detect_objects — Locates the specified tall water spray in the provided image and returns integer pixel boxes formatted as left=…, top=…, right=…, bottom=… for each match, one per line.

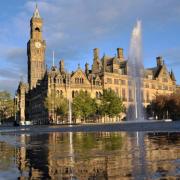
left=67, top=74, right=72, bottom=125
left=128, top=20, right=144, bottom=120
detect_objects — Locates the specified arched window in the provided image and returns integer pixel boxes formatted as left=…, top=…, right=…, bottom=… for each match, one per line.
left=96, top=92, right=98, bottom=98
left=75, top=78, right=78, bottom=84
left=60, top=90, right=63, bottom=95
left=122, top=88, right=126, bottom=101
left=146, top=91, right=150, bottom=102
left=72, top=91, right=74, bottom=98
left=35, top=27, right=40, bottom=32
left=57, top=90, right=60, bottom=96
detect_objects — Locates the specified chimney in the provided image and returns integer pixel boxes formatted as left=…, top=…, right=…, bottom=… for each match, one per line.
left=85, top=63, right=89, bottom=75
left=156, top=56, right=164, bottom=67
left=59, top=60, right=64, bottom=73
left=93, top=48, right=99, bottom=59
left=117, top=48, right=124, bottom=60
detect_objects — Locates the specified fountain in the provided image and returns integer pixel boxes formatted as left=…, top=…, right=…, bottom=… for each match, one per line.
left=67, top=73, right=72, bottom=125
left=68, top=97, right=72, bottom=125
left=127, top=21, right=148, bottom=179
left=128, top=20, right=144, bottom=121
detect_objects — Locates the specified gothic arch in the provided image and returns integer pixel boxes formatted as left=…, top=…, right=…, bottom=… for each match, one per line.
left=35, top=27, right=40, bottom=32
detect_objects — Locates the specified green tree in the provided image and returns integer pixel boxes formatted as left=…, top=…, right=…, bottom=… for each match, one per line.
left=99, top=89, right=124, bottom=117
left=44, top=92, right=68, bottom=121
left=0, top=91, right=14, bottom=122
left=72, top=90, right=97, bottom=121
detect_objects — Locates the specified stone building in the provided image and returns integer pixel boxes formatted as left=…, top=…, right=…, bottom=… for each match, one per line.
left=16, top=6, right=177, bottom=125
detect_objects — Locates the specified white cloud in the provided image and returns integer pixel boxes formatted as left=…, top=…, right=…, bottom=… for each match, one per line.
left=1, top=0, right=180, bottom=93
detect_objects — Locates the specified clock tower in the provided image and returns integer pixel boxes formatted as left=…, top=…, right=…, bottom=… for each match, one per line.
left=27, top=5, right=46, bottom=89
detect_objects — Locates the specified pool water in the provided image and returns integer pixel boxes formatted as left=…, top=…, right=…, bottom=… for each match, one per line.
left=0, top=132, right=179, bottom=180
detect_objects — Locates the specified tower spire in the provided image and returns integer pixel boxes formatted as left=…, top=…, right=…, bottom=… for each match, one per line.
left=53, top=51, right=55, bottom=67
left=33, top=3, right=41, bottom=18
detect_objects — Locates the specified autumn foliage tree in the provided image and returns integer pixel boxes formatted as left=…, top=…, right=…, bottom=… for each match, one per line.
left=0, top=91, right=14, bottom=122
left=147, top=92, right=180, bottom=120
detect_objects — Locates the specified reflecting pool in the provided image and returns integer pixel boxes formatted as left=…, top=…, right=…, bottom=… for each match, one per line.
left=0, top=132, right=179, bottom=179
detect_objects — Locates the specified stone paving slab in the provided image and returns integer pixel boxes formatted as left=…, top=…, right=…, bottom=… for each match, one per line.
left=0, top=121, right=180, bottom=134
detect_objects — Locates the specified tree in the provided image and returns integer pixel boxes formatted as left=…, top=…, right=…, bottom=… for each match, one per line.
left=72, top=90, right=97, bottom=121
left=99, top=89, right=124, bottom=117
left=0, top=91, right=14, bottom=122
left=44, top=92, right=68, bottom=122
left=148, top=92, right=180, bottom=120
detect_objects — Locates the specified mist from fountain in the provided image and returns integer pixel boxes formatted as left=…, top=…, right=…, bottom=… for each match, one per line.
left=128, top=20, right=144, bottom=121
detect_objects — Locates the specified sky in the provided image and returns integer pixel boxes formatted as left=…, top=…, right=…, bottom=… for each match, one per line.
left=0, top=0, right=180, bottom=95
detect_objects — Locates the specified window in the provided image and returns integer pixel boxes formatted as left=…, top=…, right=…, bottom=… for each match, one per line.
left=122, top=89, right=126, bottom=101
left=121, top=80, right=126, bottom=85
left=107, top=78, right=112, bottom=84
left=152, top=84, right=155, bottom=89
left=35, top=27, right=40, bottom=32
left=158, top=85, right=162, bottom=90
left=115, top=88, right=119, bottom=95
left=162, top=78, right=168, bottom=82
left=128, top=89, right=133, bottom=102
left=75, top=78, right=78, bottom=84
left=72, top=91, right=75, bottom=98
left=96, top=92, right=99, bottom=99
left=60, top=90, right=63, bottom=95
left=96, top=81, right=101, bottom=86
left=75, top=78, right=84, bottom=84
left=57, top=90, right=60, bottom=96
left=148, top=75, right=153, bottom=80
left=141, top=91, right=144, bottom=102
left=162, top=85, right=168, bottom=90
left=145, top=83, right=149, bottom=88
left=146, top=91, right=150, bottom=103
left=114, top=79, right=119, bottom=85
left=128, top=80, right=132, bottom=86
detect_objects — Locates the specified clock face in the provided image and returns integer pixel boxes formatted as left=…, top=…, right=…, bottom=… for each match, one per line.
left=35, top=42, right=41, bottom=48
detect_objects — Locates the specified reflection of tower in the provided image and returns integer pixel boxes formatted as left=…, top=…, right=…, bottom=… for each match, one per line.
left=27, top=5, right=46, bottom=89
left=26, top=134, right=50, bottom=179
left=17, top=134, right=28, bottom=179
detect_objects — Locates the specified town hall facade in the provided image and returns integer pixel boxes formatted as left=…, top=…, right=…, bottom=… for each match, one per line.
left=15, top=6, right=177, bottom=125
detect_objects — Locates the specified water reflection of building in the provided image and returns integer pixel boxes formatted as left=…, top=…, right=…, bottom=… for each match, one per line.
left=16, top=134, right=50, bottom=179
left=44, top=132, right=133, bottom=180
left=13, top=132, right=180, bottom=179
left=146, top=133, right=180, bottom=178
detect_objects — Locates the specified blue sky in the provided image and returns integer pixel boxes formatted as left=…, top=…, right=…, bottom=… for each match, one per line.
left=0, top=0, right=180, bottom=94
